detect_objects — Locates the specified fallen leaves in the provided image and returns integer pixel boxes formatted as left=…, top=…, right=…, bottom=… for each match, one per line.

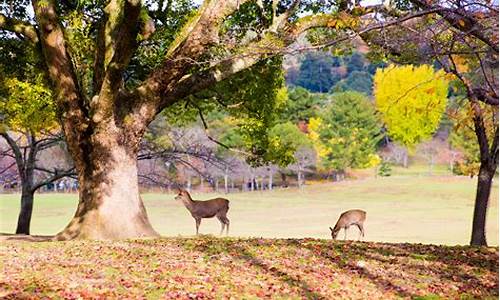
left=0, top=237, right=497, bottom=299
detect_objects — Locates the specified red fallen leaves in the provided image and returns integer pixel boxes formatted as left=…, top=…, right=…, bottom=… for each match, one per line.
left=0, top=238, right=498, bottom=299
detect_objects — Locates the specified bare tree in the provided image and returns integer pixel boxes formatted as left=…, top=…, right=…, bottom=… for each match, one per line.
left=0, top=130, right=75, bottom=234
left=288, top=147, right=316, bottom=189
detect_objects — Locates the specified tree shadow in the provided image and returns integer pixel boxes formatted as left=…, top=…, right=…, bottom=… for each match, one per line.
left=128, top=237, right=497, bottom=298
left=304, top=240, right=498, bottom=297
left=300, top=241, right=417, bottom=298
left=172, top=237, right=327, bottom=299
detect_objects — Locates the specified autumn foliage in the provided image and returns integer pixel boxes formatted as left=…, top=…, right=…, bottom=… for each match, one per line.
left=374, top=65, right=449, bottom=149
left=1, top=237, right=497, bottom=299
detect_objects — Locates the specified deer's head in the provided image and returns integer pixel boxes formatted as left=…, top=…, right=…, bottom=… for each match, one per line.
left=175, top=189, right=191, bottom=202
left=329, top=226, right=340, bottom=240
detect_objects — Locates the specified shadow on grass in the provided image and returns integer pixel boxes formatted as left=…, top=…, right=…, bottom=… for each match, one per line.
left=186, top=237, right=497, bottom=298
left=180, top=237, right=327, bottom=299
left=302, top=240, right=498, bottom=298
left=299, top=241, right=417, bottom=298
left=235, top=244, right=326, bottom=299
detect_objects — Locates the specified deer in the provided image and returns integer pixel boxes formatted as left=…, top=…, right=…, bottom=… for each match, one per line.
left=175, top=189, right=230, bottom=235
left=329, top=209, right=366, bottom=241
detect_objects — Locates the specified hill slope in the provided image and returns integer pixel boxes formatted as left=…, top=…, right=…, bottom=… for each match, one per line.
left=1, top=237, right=498, bottom=299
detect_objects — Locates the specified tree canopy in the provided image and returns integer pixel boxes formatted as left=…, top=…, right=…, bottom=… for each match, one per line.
left=374, top=64, right=449, bottom=149
left=309, top=91, right=382, bottom=172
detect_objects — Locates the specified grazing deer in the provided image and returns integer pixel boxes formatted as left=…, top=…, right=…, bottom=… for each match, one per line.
left=329, top=209, right=366, bottom=240
left=175, top=189, right=230, bottom=235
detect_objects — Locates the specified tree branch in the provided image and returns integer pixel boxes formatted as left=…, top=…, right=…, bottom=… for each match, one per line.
left=92, top=0, right=144, bottom=123
left=31, top=167, right=77, bottom=192
left=0, top=132, right=25, bottom=179
left=0, top=13, right=39, bottom=43
left=32, top=0, right=89, bottom=171
left=126, top=0, right=256, bottom=131
left=0, top=162, right=16, bottom=176
left=409, top=0, right=498, bottom=52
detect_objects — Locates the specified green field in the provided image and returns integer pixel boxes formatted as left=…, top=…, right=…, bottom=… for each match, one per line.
left=0, top=175, right=498, bottom=245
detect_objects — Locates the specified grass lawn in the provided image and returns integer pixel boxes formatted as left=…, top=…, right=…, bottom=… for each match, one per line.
left=0, top=175, right=498, bottom=246
left=0, top=237, right=498, bottom=299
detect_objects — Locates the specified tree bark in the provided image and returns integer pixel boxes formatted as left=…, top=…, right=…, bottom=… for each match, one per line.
left=469, top=102, right=498, bottom=246
left=54, top=129, right=158, bottom=240
left=224, top=169, right=229, bottom=194
left=15, top=189, right=35, bottom=235
left=470, top=164, right=495, bottom=246
left=268, top=168, right=273, bottom=191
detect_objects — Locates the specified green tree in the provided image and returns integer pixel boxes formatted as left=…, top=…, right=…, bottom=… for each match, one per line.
left=269, top=122, right=311, bottom=163
left=269, top=122, right=314, bottom=188
left=374, top=64, right=449, bottom=149
left=331, top=70, right=373, bottom=95
left=309, top=92, right=382, bottom=174
left=295, top=52, right=339, bottom=93
left=346, top=52, right=366, bottom=73
left=280, top=87, right=326, bottom=123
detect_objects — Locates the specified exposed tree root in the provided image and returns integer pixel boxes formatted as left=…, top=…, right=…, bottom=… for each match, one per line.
left=0, top=233, right=55, bottom=242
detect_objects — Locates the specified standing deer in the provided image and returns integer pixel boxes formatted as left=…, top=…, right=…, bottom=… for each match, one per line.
left=329, top=209, right=366, bottom=240
left=175, top=189, right=230, bottom=235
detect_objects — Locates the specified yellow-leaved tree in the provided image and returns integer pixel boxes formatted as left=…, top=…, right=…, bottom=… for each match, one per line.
left=374, top=64, right=449, bottom=151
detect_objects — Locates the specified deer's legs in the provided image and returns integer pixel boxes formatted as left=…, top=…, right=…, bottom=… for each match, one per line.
left=225, top=218, right=230, bottom=235
left=217, top=215, right=230, bottom=236
left=356, top=224, right=365, bottom=240
left=195, top=218, right=201, bottom=235
left=344, top=227, right=348, bottom=240
left=217, top=216, right=225, bottom=235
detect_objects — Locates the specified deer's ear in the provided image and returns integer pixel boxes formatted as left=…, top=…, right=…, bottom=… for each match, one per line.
left=329, top=227, right=333, bottom=232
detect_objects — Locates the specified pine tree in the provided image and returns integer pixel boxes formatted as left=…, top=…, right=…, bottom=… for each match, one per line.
left=295, top=52, right=338, bottom=92
left=309, top=92, right=382, bottom=172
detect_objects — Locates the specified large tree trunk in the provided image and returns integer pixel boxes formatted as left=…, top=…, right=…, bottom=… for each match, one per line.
left=470, top=164, right=495, bottom=246
left=15, top=188, right=35, bottom=235
left=55, top=129, right=158, bottom=240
